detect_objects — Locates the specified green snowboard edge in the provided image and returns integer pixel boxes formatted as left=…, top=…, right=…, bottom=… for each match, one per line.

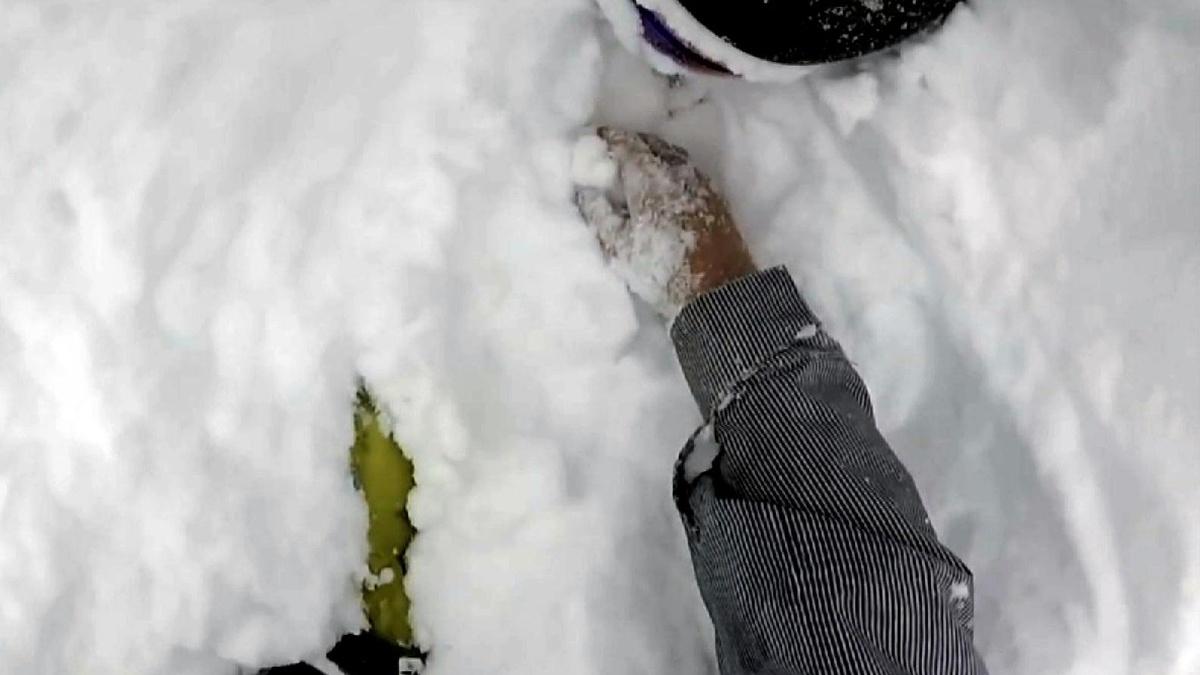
left=350, top=386, right=416, bottom=647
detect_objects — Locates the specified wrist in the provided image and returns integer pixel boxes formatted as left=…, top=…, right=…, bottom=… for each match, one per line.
left=684, top=217, right=757, bottom=301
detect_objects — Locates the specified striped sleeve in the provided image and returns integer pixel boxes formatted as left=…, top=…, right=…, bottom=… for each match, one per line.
left=670, top=267, right=988, bottom=675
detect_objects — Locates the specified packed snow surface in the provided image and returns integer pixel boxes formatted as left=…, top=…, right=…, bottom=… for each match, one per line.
left=1, top=0, right=1198, bottom=674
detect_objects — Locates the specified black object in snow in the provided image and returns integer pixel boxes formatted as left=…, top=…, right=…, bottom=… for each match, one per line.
left=652, top=0, right=963, bottom=66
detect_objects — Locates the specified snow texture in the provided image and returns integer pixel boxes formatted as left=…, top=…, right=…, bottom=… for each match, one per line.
left=0, top=0, right=1198, bottom=674
left=572, top=132, right=703, bottom=319
left=683, top=422, right=718, bottom=483
left=570, top=134, right=618, bottom=190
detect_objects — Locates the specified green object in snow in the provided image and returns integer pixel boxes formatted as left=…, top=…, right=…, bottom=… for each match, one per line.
left=350, top=387, right=416, bottom=646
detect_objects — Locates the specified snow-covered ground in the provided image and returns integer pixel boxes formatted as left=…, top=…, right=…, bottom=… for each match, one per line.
left=1, top=0, right=1198, bottom=673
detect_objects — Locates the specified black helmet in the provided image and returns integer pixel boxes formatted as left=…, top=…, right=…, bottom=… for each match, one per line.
left=631, top=0, right=962, bottom=77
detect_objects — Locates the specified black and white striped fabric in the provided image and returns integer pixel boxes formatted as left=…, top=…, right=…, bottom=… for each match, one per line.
left=670, top=267, right=988, bottom=675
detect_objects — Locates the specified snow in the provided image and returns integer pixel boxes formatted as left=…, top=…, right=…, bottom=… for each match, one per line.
left=682, top=422, right=718, bottom=483
left=570, top=134, right=618, bottom=190
left=0, top=0, right=1197, bottom=674
left=572, top=131, right=704, bottom=319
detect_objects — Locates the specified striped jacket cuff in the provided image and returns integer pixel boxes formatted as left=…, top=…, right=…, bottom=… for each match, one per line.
left=670, top=267, right=820, bottom=413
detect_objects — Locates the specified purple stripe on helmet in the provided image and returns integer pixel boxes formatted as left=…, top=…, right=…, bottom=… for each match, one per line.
left=635, top=4, right=733, bottom=76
